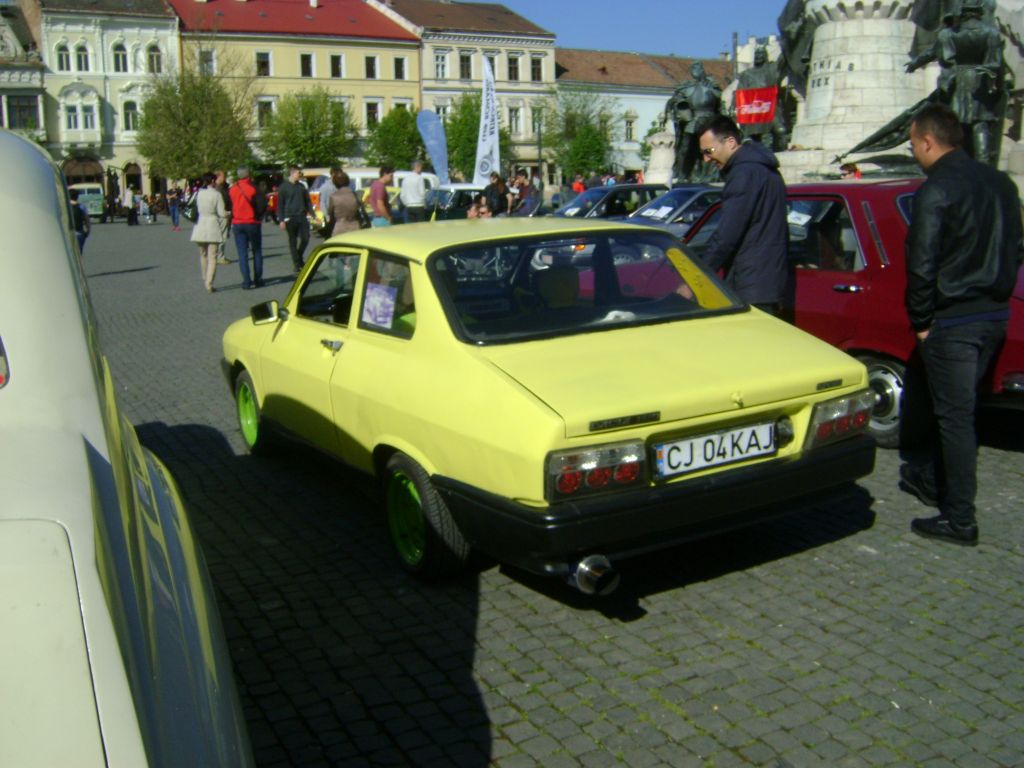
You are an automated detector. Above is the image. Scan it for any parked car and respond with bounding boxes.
[684,178,1024,447]
[427,183,486,220]
[222,218,876,595]
[68,181,106,218]
[0,130,253,766]
[628,184,723,238]
[553,183,668,219]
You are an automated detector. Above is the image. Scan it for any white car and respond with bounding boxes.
[0,130,253,767]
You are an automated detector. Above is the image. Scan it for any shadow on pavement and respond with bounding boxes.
[977,406,1024,451]
[86,266,157,278]
[135,421,492,767]
[504,485,877,620]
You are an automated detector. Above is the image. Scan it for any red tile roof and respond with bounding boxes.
[384,0,552,37]
[555,48,732,89]
[166,0,419,41]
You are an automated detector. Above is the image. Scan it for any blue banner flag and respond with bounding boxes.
[416,110,450,186]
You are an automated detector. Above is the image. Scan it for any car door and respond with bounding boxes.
[257,246,364,454]
[786,196,870,346]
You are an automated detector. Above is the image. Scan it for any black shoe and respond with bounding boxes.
[242,283,254,290]
[899,463,939,507]
[911,515,978,547]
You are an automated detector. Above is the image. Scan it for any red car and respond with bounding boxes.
[685,178,1024,447]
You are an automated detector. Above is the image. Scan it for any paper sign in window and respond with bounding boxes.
[362,282,397,328]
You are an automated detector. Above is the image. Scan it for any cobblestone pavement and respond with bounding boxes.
[83,219,1024,767]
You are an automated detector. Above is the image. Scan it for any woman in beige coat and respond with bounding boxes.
[189,172,227,292]
[328,170,361,236]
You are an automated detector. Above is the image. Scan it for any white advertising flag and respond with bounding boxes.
[473,58,500,186]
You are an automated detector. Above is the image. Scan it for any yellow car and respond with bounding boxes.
[222,219,875,594]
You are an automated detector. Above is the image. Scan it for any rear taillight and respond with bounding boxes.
[546,440,646,502]
[0,336,8,389]
[805,390,876,449]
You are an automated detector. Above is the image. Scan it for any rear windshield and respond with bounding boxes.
[430,230,742,344]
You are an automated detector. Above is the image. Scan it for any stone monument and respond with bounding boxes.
[779,0,933,181]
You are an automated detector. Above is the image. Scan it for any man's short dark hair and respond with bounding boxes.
[912,103,964,148]
[379,165,394,176]
[699,114,742,143]
[69,188,79,201]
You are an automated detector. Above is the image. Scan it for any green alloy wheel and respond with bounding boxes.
[234,370,274,456]
[384,452,469,580]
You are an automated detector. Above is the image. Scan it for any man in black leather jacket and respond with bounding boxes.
[901,103,1022,546]
[697,115,789,315]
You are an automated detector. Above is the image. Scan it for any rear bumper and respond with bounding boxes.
[434,434,875,577]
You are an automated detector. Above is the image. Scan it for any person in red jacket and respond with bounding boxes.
[229,167,266,289]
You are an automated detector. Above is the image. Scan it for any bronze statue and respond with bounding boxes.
[936,0,1006,165]
[664,61,722,181]
[838,0,1008,166]
[733,46,789,151]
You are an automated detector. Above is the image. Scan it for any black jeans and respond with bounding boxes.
[284,218,310,270]
[913,320,1006,526]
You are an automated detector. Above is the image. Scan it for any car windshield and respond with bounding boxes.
[430,230,742,343]
[554,188,607,217]
[630,188,700,222]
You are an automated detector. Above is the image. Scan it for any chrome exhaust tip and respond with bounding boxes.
[570,555,620,596]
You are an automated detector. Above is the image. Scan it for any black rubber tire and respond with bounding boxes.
[384,452,470,581]
[859,354,906,449]
[234,370,275,456]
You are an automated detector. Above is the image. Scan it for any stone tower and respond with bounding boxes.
[781,0,935,180]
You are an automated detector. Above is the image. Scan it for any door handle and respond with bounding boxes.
[832,284,864,293]
[320,338,343,352]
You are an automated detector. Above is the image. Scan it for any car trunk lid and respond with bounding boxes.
[476,311,865,438]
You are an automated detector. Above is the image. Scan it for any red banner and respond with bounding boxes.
[735,86,778,125]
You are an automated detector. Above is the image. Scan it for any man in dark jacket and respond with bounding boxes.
[277,166,314,272]
[697,115,788,314]
[900,103,1022,546]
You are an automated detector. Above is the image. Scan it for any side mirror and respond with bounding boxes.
[250,300,283,325]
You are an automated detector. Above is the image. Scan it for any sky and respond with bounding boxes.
[500,0,783,59]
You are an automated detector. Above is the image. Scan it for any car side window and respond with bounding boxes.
[787,198,864,272]
[297,250,362,325]
[359,254,416,338]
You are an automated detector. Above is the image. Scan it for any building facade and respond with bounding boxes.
[167,0,421,167]
[19,0,178,194]
[554,48,731,177]
[369,0,555,179]
[0,2,44,145]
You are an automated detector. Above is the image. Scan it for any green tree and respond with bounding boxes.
[444,92,514,180]
[258,87,360,168]
[547,89,616,177]
[136,68,252,178]
[364,106,424,168]
[638,118,664,163]
[136,46,256,178]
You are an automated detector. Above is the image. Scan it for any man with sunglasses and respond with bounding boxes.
[696,115,788,315]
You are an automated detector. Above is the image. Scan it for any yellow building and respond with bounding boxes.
[168,0,421,160]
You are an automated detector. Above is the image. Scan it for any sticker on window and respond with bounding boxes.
[362,282,397,328]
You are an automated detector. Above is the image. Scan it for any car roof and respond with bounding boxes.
[437,183,484,191]
[0,129,108,493]
[323,217,658,258]
[786,177,923,195]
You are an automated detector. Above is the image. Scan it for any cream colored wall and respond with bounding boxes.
[182,36,421,132]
